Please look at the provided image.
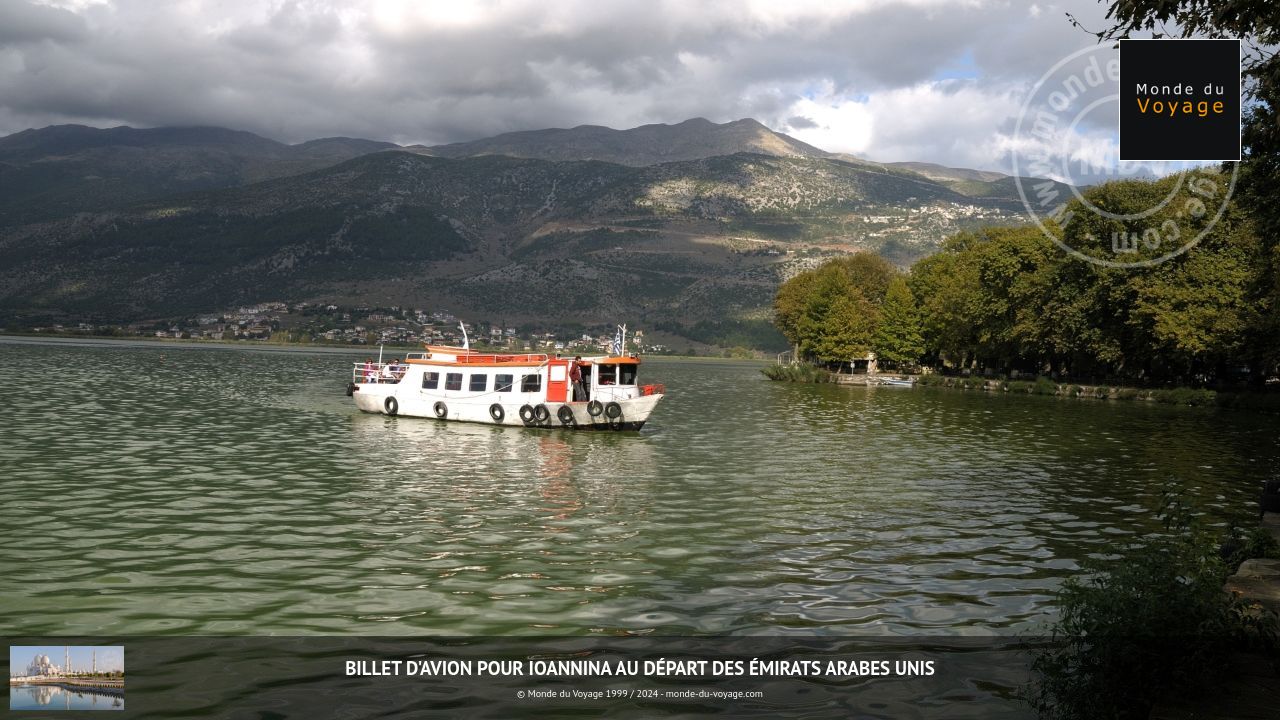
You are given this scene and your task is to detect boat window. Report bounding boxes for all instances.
[619,363,638,386]
[422,372,440,390]
[495,374,513,392]
[598,364,617,385]
[469,374,487,392]
[520,374,541,392]
[445,373,463,391]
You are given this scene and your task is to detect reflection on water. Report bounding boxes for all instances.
[9,684,124,711]
[0,338,1276,636]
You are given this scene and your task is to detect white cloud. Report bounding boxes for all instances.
[779,91,875,155]
[782,80,1024,169]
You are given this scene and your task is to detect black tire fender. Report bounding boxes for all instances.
[557,405,575,425]
[533,404,551,423]
[587,400,604,417]
[489,404,505,422]
[384,396,399,416]
[519,404,536,424]
[346,382,355,397]
[433,401,447,418]
[604,401,623,419]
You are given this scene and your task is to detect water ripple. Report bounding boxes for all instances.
[1,339,1275,636]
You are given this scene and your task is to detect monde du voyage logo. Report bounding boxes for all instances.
[1014,39,1242,268]
[1120,38,1241,162]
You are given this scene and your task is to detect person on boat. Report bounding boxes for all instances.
[381,359,400,383]
[570,356,585,401]
[363,358,375,383]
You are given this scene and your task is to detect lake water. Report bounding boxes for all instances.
[1,337,1276,637]
[8,684,123,711]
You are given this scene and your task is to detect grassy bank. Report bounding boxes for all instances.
[916,374,1280,410]
[760,364,1280,411]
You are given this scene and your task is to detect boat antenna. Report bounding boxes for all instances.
[459,321,470,351]
[377,343,384,365]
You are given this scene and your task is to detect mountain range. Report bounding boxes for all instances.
[425,117,828,166]
[0,118,1061,348]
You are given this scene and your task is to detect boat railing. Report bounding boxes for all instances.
[422,346,551,365]
[351,361,405,384]
[450,352,550,365]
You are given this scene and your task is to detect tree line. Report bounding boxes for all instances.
[773,173,1278,386]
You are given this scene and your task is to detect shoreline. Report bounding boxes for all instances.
[0,333,753,362]
[0,332,412,353]
[761,364,1280,411]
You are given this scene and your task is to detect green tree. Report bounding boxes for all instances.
[872,275,924,367]
[809,289,879,363]
[964,226,1060,373]
[905,173,1264,384]
[1056,174,1261,382]
[773,252,893,363]
[828,252,896,304]
[793,263,880,362]
[773,268,818,353]
[909,237,983,368]
[1127,214,1259,380]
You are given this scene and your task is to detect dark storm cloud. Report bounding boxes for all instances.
[0,1,87,44]
[712,3,992,94]
[0,1,1119,170]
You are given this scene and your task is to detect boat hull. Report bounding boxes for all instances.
[352,385,662,431]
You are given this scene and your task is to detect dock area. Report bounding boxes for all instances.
[830,374,914,386]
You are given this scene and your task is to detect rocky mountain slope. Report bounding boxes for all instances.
[0,119,1062,346]
[0,125,398,226]
[0,147,1027,331]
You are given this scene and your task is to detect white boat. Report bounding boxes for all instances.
[347,346,665,431]
[874,376,915,387]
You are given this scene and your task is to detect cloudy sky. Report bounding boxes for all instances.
[1,0,1134,173]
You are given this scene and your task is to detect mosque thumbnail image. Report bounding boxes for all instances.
[9,645,124,679]
[10,646,125,712]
